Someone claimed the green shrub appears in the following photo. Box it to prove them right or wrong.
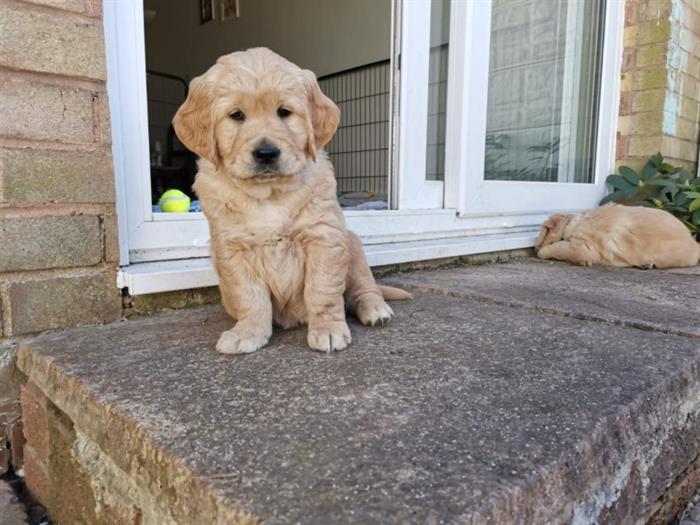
[600,153,700,240]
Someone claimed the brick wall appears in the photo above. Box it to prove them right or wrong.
[18,381,116,523]
[618,0,700,172]
[0,0,121,339]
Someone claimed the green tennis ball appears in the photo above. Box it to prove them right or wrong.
[158,189,191,213]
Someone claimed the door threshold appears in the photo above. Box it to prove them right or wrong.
[117,231,537,295]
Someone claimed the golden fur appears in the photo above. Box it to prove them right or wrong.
[535,204,700,268]
[173,48,409,354]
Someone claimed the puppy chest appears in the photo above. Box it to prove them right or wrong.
[257,239,306,303]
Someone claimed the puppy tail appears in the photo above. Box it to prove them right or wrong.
[378,285,412,301]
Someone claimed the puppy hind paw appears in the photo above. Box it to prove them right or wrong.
[307,321,351,352]
[216,330,269,354]
[356,298,394,327]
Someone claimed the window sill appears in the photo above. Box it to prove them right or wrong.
[117,231,537,295]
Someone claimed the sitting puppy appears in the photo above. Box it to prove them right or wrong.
[173,48,409,354]
[535,204,700,268]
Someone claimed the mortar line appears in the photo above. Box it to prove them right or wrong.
[6,0,103,25]
[0,262,117,283]
[0,137,110,151]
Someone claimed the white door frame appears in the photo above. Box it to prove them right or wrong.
[105,0,624,292]
[104,0,450,266]
[394,0,444,210]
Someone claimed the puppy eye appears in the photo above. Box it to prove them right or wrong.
[230,111,245,121]
[277,107,291,118]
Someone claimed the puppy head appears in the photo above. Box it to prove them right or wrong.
[535,214,574,248]
[173,47,340,184]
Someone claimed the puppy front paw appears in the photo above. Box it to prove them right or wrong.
[307,321,351,352]
[356,297,393,327]
[216,329,269,354]
[535,245,551,259]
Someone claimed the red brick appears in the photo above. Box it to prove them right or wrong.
[23,444,50,506]
[10,419,25,470]
[0,75,97,143]
[8,269,122,336]
[0,3,106,81]
[619,91,634,115]
[625,0,639,26]
[0,444,8,475]
[0,147,116,204]
[20,383,49,463]
[0,402,20,424]
[617,133,631,160]
[622,48,636,72]
[85,0,103,18]
[103,214,120,263]
[0,215,103,272]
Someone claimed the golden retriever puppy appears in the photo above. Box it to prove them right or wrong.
[535,204,700,268]
[173,48,409,354]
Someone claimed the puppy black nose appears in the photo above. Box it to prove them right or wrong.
[253,144,280,164]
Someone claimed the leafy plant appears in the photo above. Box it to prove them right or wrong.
[600,153,700,240]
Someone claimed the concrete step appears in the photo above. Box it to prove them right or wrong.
[15,260,700,524]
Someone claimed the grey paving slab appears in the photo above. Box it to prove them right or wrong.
[19,291,700,524]
[384,258,700,339]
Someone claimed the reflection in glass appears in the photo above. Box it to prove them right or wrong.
[425,0,450,181]
[484,0,605,183]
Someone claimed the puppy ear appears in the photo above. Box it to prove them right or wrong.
[302,70,340,160]
[173,76,221,166]
[536,215,565,247]
[535,223,551,248]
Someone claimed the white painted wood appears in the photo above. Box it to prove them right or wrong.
[117,257,217,295]
[593,0,626,188]
[109,0,623,287]
[108,0,450,267]
[119,231,536,295]
[557,0,586,183]
[443,0,491,212]
[104,0,156,264]
[362,231,535,266]
[128,207,556,262]
[389,0,400,209]
[396,0,444,209]
[103,2,131,266]
[448,0,624,216]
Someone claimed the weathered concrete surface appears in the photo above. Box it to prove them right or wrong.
[385,258,700,338]
[15,264,700,524]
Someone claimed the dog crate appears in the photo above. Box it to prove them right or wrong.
[319,61,390,198]
[319,47,449,202]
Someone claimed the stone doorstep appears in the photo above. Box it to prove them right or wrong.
[383,258,700,339]
[13,259,700,524]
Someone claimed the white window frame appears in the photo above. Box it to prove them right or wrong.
[444,0,623,216]
[105,0,451,267]
[106,0,623,294]
[394,0,444,209]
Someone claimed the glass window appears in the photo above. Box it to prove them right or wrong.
[425,0,450,181]
[484,0,605,183]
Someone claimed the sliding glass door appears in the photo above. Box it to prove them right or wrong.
[445,0,621,218]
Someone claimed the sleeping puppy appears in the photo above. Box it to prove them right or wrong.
[173,48,410,354]
[535,204,700,268]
